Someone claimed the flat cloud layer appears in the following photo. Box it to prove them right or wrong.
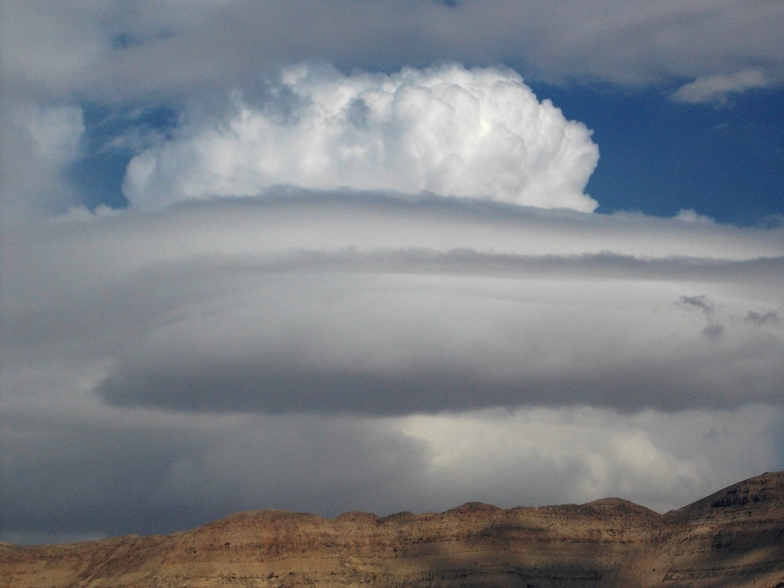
[2,189,783,543]
[3,0,784,98]
[4,193,783,419]
[2,185,782,544]
[123,65,599,211]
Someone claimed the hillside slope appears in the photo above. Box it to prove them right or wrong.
[2,472,783,587]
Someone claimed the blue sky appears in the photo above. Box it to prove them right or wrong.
[532,84,784,224]
[1,0,783,545]
[68,104,180,210]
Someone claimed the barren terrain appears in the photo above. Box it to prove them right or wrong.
[2,472,783,587]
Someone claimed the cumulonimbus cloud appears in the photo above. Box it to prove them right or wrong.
[122,64,599,212]
[4,0,784,547]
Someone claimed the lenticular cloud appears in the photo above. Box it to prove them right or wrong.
[123,64,599,211]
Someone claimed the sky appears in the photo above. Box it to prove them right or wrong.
[1,0,783,545]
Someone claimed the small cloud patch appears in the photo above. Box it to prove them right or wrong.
[745,310,781,326]
[671,70,768,106]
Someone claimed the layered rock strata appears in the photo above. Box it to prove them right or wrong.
[2,472,783,587]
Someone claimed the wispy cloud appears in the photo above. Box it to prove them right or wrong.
[671,70,768,105]
[745,310,781,326]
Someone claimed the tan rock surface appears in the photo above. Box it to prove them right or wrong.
[2,472,783,587]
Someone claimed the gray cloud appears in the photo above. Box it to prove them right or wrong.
[3,194,781,417]
[678,294,727,341]
[701,323,725,341]
[2,402,779,543]
[678,294,715,313]
[745,310,781,326]
[0,409,429,541]
[86,252,783,414]
[94,346,781,414]
[3,0,783,106]
[2,191,782,542]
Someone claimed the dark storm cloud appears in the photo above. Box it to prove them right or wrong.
[94,339,783,414]
[0,408,429,541]
[0,414,203,538]
[4,398,780,543]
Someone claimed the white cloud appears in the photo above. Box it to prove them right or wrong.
[672,70,768,105]
[675,208,714,224]
[122,64,599,212]
[395,404,780,513]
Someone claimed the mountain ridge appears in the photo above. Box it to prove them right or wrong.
[2,471,783,587]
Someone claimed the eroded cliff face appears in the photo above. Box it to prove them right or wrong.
[2,472,783,588]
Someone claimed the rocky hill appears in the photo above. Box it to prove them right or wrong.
[2,472,783,587]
